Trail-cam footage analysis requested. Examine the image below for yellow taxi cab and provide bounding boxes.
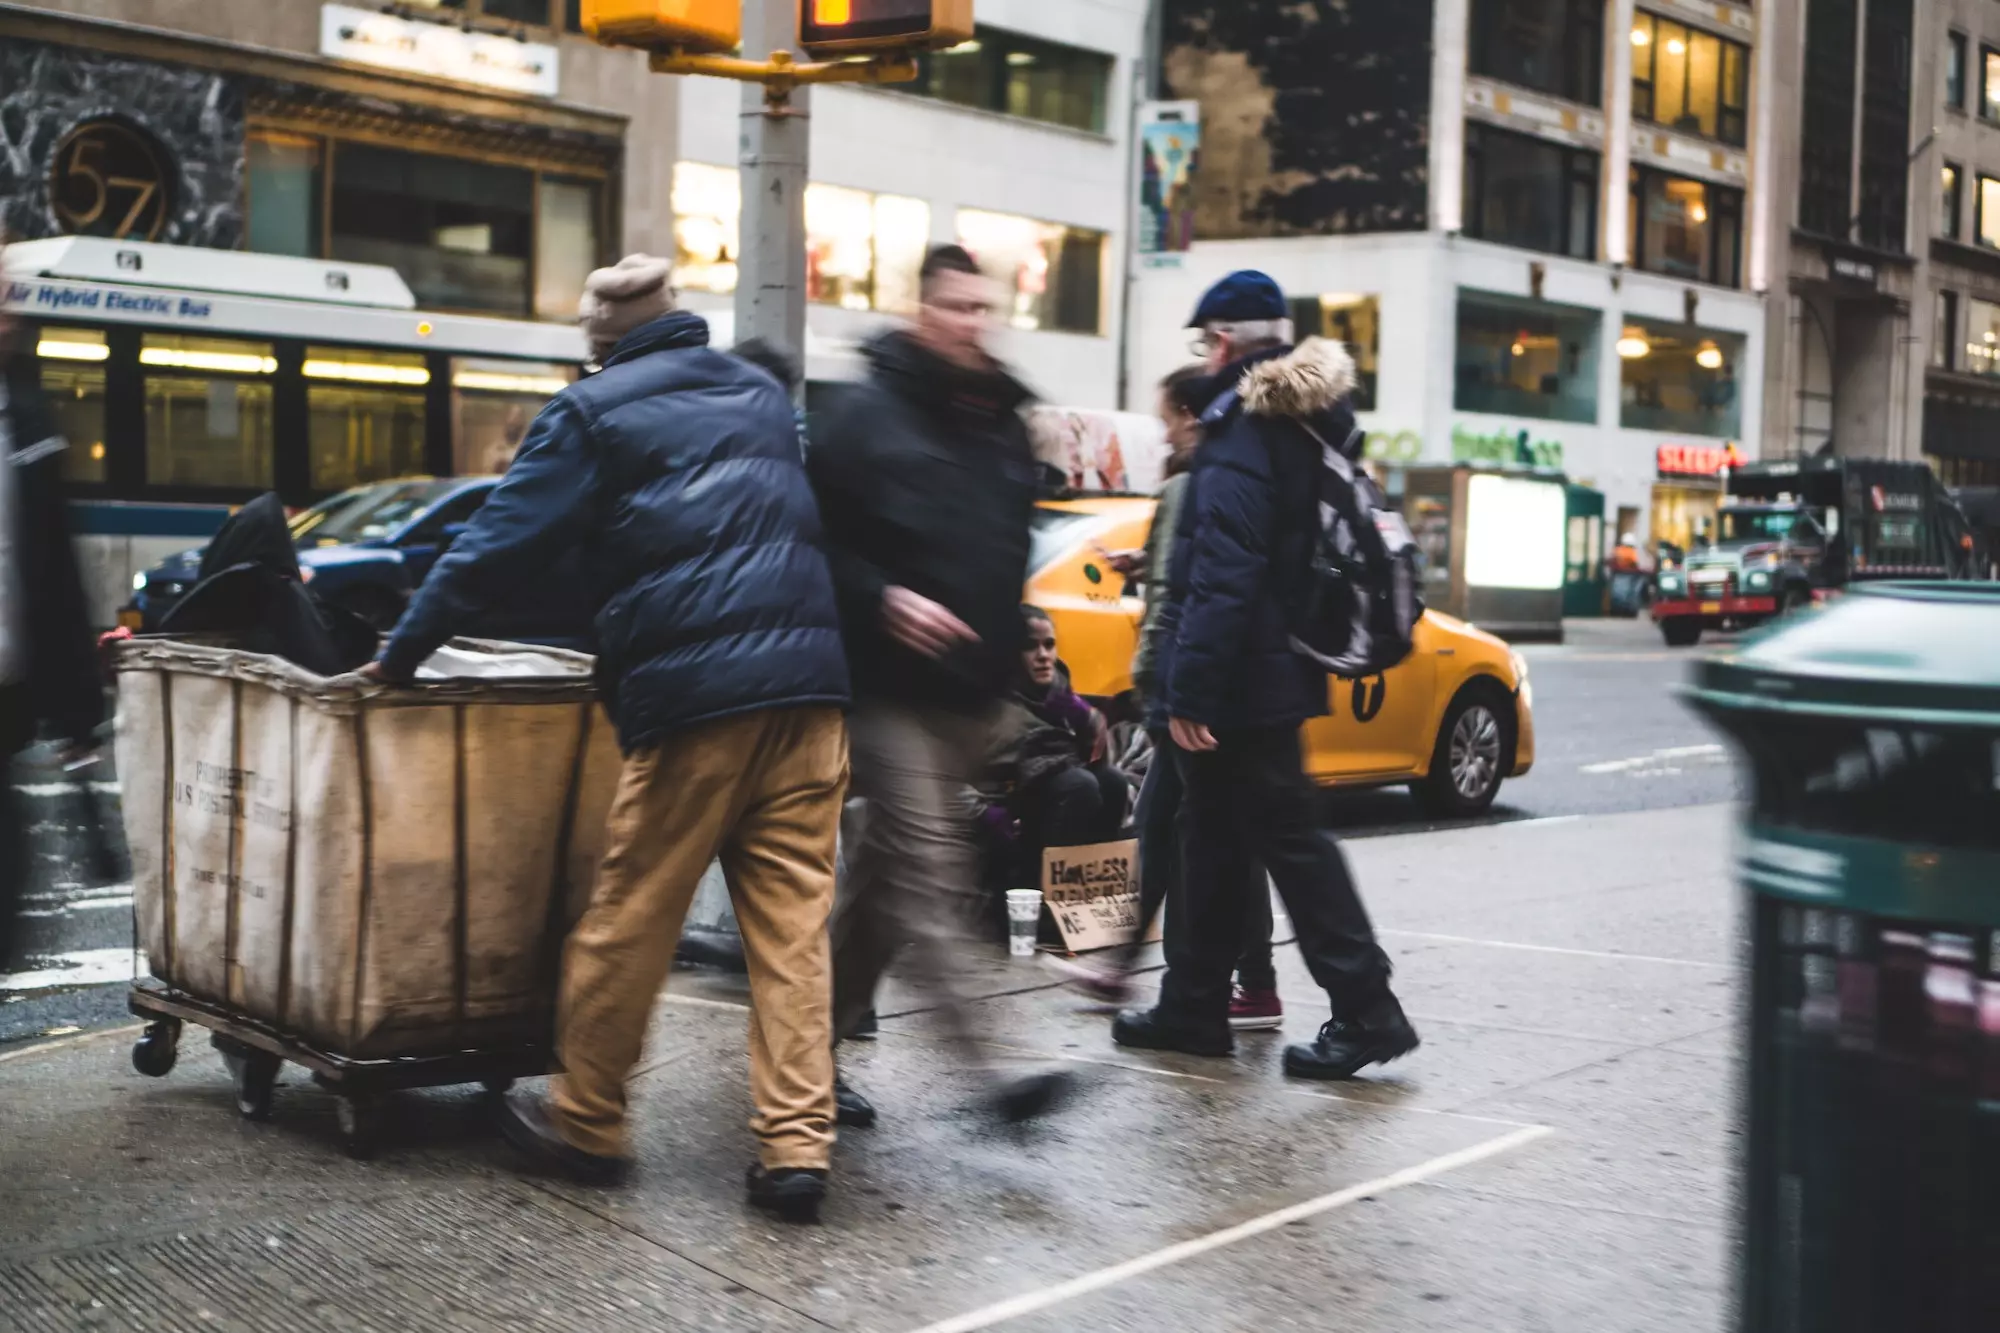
[1027,496,1536,815]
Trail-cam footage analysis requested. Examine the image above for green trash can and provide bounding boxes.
[1685,582,2000,1333]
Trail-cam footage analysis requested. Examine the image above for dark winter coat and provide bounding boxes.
[1159,339,1361,732]
[807,330,1039,714]
[381,312,850,752]
[0,365,105,749]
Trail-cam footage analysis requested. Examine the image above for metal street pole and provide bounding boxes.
[734,0,811,387]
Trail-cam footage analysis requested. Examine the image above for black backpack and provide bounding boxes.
[1283,421,1424,680]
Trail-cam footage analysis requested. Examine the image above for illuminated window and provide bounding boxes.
[305,347,429,493]
[671,163,931,313]
[1965,297,2000,378]
[1619,322,1744,438]
[1944,162,1962,238]
[452,358,576,476]
[1935,290,1958,371]
[1629,167,1743,287]
[1454,291,1600,425]
[141,334,276,490]
[957,210,1105,335]
[905,27,1112,133]
[535,177,600,322]
[34,326,108,485]
[1979,176,2000,248]
[1984,47,2000,121]
[1631,12,1750,146]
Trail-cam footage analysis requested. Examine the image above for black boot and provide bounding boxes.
[1111,1006,1234,1058]
[746,1164,828,1224]
[494,1092,631,1186]
[835,1075,877,1129]
[1282,995,1419,1081]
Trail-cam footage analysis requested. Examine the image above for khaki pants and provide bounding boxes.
[832,700,995,1068]
[550,706,848,1169]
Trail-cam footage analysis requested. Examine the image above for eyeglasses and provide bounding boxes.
[1187,330,1219,357]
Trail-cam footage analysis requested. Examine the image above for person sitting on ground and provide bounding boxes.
[972,606,1131,895]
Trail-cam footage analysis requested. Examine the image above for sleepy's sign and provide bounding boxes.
[1657,442,1745,478]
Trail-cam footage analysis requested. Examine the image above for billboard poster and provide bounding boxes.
[1138,101,1202,259]
[1027,407,1170,495]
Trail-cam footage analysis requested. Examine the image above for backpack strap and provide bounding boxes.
[1293,422,1390,570]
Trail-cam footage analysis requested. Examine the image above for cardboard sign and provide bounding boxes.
[1042,839,1141,953]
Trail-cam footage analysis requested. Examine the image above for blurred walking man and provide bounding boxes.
[810,245,1068,1125]
[371,255,852,1222]
[1112,271,1419,1080]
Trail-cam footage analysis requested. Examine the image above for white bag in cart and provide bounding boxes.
[113,638,623,1060]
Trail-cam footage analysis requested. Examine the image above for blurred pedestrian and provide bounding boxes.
[810,244,1069,1126]
[0,285,106,967]
[1113,271,1418,1079]
[1045,367,1278,1028]
[368,255,852,1223]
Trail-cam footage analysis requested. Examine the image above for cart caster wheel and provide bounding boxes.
[220,1046,282,1121]
[337,1094,385,1159]
[481,1077,515,1097]
[131,1020,181,1078]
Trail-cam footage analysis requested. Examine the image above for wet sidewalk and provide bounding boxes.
[0,804,1738,1332]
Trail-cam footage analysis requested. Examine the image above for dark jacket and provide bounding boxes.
[1,364,105,748]
[1160,340,1360,732]
[808,330,1038,713]
[382,311,849,752]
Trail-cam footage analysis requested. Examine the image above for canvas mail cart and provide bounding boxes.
[113,638,623,1157]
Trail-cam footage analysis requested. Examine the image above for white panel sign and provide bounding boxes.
[319,4,560,98]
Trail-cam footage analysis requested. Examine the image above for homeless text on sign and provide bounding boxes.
[1041,838,1140,953]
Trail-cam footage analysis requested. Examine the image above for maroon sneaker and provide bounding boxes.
[1228,985,1284,1031]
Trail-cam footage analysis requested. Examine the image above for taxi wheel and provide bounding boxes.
[1414,689,1510,818]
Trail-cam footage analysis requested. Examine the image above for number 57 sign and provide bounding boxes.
[50,120,174,243]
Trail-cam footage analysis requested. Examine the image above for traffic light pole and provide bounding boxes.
[732,0,812,383]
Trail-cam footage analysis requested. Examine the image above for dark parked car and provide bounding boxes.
[127,477,594,652]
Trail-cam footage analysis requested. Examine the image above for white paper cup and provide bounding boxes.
[1006,888,1043,957]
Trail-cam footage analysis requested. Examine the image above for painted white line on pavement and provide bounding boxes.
[1580,744,1726,775]
[0,948,145,993]
[661,991,751,1011]
[0,1023,143,1065]
[13,781,122,798]
[21,894,135,918]
[904,1124,1554,1333]
[1381,928,1730,969]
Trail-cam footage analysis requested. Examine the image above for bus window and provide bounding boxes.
[304,347,429,492]
[34,326,109,485]
[451,360,574,476]
[140,333,276,489]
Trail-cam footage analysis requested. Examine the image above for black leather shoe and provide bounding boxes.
[746,1164,828,1224]
[495,1093,630,1186]
[1283,997,1420,1081]
[1111,1006,1234,1058]
[992,1069,1073,1123]
[835,1076,877,1129]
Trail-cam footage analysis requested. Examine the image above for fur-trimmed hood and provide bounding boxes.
[1239,338,1358,419]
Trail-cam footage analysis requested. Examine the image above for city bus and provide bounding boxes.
[2,237,585,623]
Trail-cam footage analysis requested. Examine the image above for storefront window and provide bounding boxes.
[1463,124,1599,261]
[331,143,534,316]
[451,359,574,476]
[1944,162,1963,239]
[957,210,1105,335]
[1470,0,1603,106]
[34,327,109,485]
[534,177,601,322]
[305,347,429,493]
[246,133,322,259]
[1631,12,1750,146]
[1948,32,1968,111]
[1290,293,1380,412]
[1935,290,1959,371]
[672,164,930,313]
[1629,167,1743,287]
[141,334,276,489]
[905,28,1112,133]
[1453,292,1600,425]
[1619,323,1744,437]
[1963,297,2000,377]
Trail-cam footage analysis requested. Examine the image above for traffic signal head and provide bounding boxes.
[798,0,973,56]
[583,0,740,53]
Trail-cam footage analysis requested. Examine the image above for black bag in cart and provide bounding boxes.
[1286,423,1423,679]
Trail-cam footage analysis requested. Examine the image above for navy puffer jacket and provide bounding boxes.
[1159,339,1361,732]
[381,312,850,751]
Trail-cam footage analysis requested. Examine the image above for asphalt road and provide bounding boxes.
[0,617,1735,1043]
